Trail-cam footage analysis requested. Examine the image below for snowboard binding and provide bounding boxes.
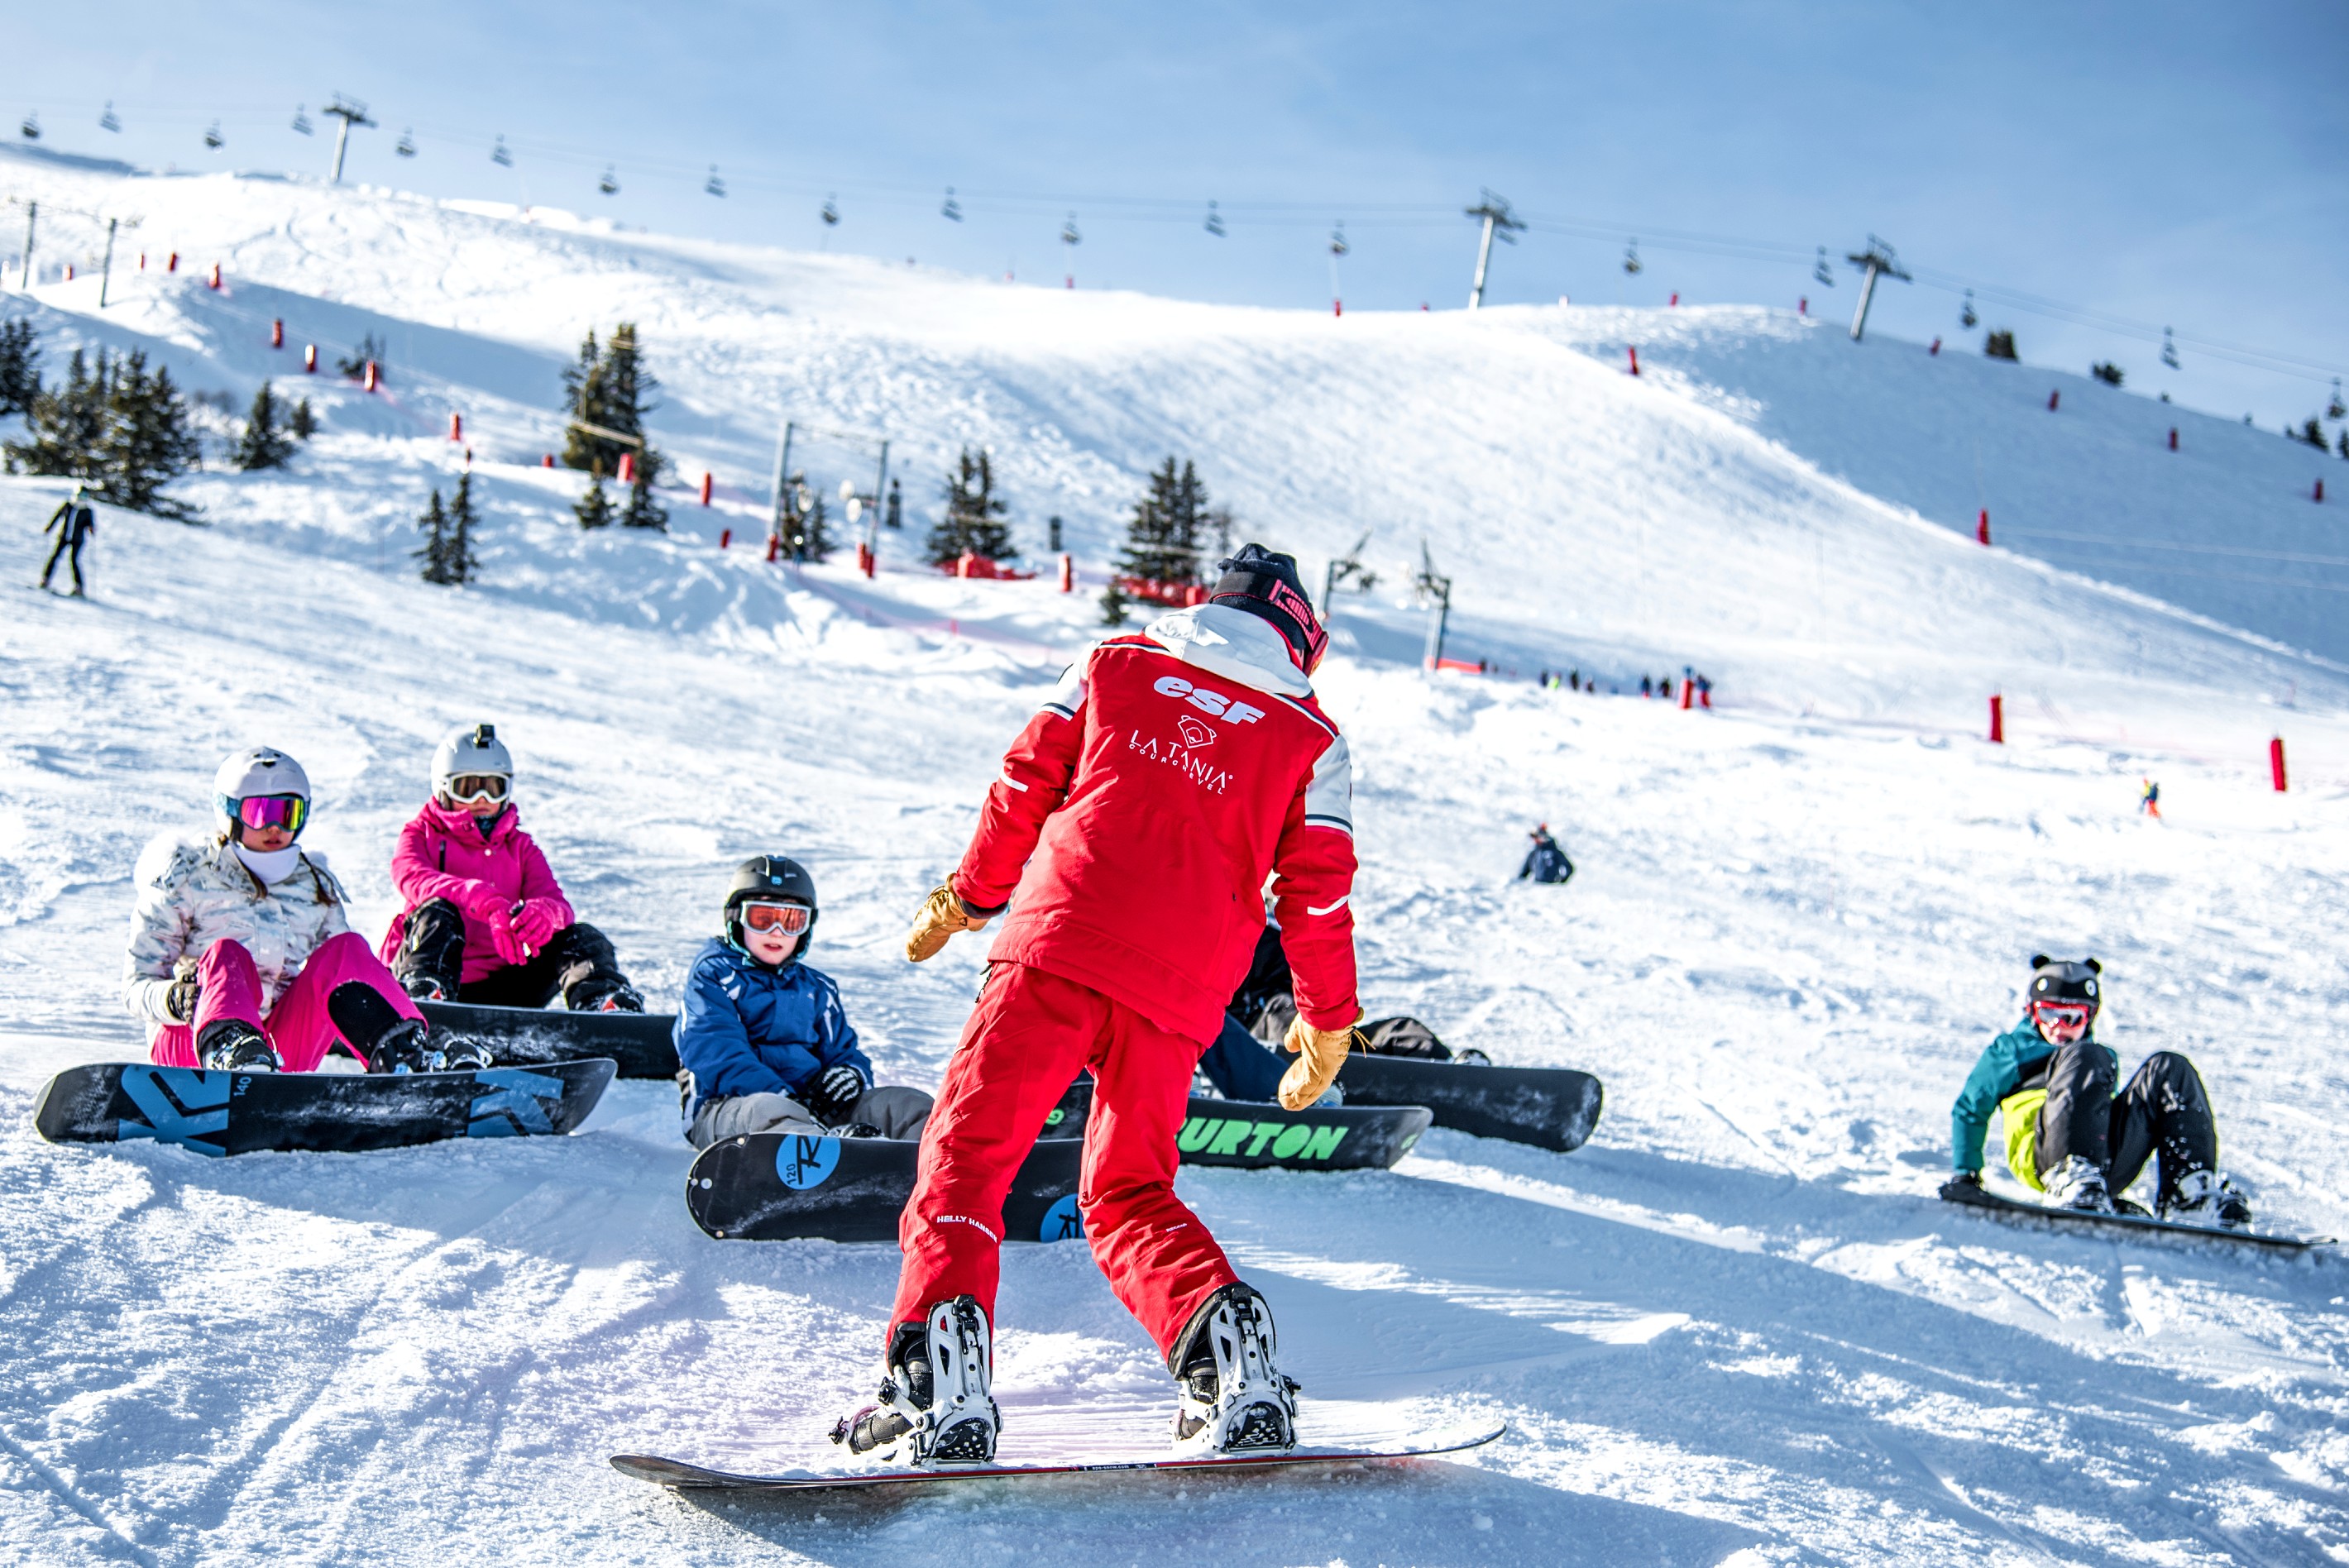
[196,1020,282,1073]
[831,1296,998,1468]
[1170,1283,1299,1455]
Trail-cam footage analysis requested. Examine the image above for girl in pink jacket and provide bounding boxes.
[381,724,643,1011]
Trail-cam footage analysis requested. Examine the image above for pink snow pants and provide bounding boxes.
[148,931,421,1071]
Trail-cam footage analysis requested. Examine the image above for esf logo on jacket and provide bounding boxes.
[1153,675,1265,727]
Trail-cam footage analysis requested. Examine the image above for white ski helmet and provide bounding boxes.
[433,722,514,801]
[213,747,311,834]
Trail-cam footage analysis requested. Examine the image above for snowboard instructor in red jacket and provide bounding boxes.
[835,546,1362,1470]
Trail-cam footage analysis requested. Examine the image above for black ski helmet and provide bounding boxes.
[1208,543,1329,673]
[2026,954,2102,1015]
[725,855,818,961]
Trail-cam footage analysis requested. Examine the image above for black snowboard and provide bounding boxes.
[1940,1181,2333,1252]
[1333,1051,1602,1154]
[687,1131,1086,1243]
[419,999,679,1080]
[1053,1080,1431,1171]
[32,1059,615,1157]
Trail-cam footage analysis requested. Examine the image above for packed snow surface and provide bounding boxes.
[2,155,2346,1566]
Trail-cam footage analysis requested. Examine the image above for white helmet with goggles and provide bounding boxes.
[433,722,514,806]
[213,746,312,842]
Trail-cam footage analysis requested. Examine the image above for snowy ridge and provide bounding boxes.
[2,156,2347,1565]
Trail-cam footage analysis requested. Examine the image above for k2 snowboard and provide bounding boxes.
[419,999,679,1080]
[1333,1051,1602,1154]
[31,1058,615,1157]
[687,1131,1085,1243]
[1054,1080,1431,1171]
[1940,1181,2332,1251]
[612,1417,1505,1495]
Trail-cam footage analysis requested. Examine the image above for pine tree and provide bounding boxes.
[289,397,316,441]
[575,469,615,530]
[98,351,201,519]
[1983,330,2018,361]
[415,489,453,584]
[1099,584,1131,627]
[2299,417,2327,450]
[926,446,1014,564]
[789,492,834,561]
[236,382,296,471]
[562,323,665,495]
[2337,428,2348,461]
[0,318,40,415]
[621,469,667,530]
[560,330,600,466]
[1117,457,1207,587]
[445,471,481,582]
[336,332,387,380]
[2089,361,2123,388]
[2,347,111,482]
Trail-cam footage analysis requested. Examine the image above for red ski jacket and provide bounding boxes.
[951,604,1358,1044]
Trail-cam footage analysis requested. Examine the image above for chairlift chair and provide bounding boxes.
[942,186,963,222]
[2161,327,2180,371]
[1329,221,1349,259]
[1960,289,1978,330]
[1812,246,1834,286]
[491,135,513,168]
[292,105,313,136]
[395,127,416,158]
[203,121,224,151]
[821,194,840,225]
[1061,213,1081,246]
[1204,200,1225,237]
[18,112,36,141]
[706,165,727,198]
[100,102,121,133]
[1622,239,1642,275]
[599,165,620,196]
[2328,378,2345,421]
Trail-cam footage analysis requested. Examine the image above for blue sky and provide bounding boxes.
[9,2,2346,428]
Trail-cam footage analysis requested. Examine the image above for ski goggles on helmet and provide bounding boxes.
[2030,999,2094,1031]
[233,793,309,836]
[739,901,812,935]
[1211,569,1330,672]
[445,773,510,804]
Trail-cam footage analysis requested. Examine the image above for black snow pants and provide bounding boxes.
[390,896,632,1010]
[2035,1041,2218,1207]
[40,529,85,593]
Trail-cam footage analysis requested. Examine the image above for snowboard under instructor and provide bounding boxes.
[837,545,1362,1469]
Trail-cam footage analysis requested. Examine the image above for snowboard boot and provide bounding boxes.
[2042,1154,2115,1215]
[330,982,436,1074]
[195,1019,282,1073]
[399,973,448,1003]
[572,982,644,1015]
[831,1297,998,1467]
[2165,1169,2252,1230]
[1168,1283,1299,1456]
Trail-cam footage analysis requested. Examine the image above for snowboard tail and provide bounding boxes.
[1332,1051,1602,1154]
[1054,1081,1430,1171]
[611,1418,1504,1493]
[31,1059,615,1156]
[1940,1181,2332,1251]
[687,1131,1085,1242]
[418,999,679,1080]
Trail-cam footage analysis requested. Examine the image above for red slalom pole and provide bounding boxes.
[1977,509,1991,546]
[2270,736,2288,792]
[447,413,462,441]
[2047,390,2059,411]
[303,343,317,373]
[699,471,713,506]
[720,528,732,550]
[270,318,284,349]
[1988,695,2004,744]
[617,452,635,485]
[1627,347,1640,376]
[1058,552,1074,593]
[2168,428,2179,452]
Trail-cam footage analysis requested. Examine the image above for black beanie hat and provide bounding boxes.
[1208,544,1328,672]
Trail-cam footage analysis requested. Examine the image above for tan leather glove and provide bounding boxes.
[904,884,988,963]
[1278,1012,1363,1111]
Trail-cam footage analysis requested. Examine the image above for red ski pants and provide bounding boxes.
[892,962,1237,1361]
[148,932,420,1071]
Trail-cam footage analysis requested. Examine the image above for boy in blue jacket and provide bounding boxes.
[676,856,933,1148]
[1940,954,2249,1225]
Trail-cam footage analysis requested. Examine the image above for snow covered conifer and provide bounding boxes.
[1117,457,1206,587]
[575,469,615,530]
[445,471,481,582]
[3,347,109,482]
[0,318,40,415]
[99,351,201,519]
[236,383,295,471]
[2299,417,2327,450]
[1984,330,2018,361]
[415,488,453,583]
[927,446,1013,564]
[2090,361,2123,388]
[563,323,665,498]
[289,397,316,441]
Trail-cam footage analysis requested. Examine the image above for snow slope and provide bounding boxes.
[2,156,2347,1566]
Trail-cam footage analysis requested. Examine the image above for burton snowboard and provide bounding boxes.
[1054,1080,1430,1171]
[1333,1051,1601,1154]
[32,1058,615,1157]
[613,1417,1505,1495]
[1940,1181,2332,1252]
[419,999,679,1080]
[687,1131,1085,1242]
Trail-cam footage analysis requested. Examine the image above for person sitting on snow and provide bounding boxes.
[674,856,933,1148]
[1519,824,1574,885]
[123,747,481,1073]
[382,724,643,1011]
[1940,955,2250,1226]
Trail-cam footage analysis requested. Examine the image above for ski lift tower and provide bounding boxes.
[321,95,375,185]
[1464,189,1525,310]
[1843,234,1910,342]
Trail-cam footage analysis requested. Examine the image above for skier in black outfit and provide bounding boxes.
[1519,825,1573,884]
[40,485,97,596]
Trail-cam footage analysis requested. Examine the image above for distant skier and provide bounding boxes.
[2139,778,2161,819]
[124,747,472,1073]
[839,544,1359,1469]
[1519,824,1574,884]
[381,724,643,1011]
[674,855,933,1147]
[39,484,97,596]
[1940,956,2250,1226]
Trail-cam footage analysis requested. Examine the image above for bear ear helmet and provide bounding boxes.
[2029,953,2051,971]
[2084,958,2102,974]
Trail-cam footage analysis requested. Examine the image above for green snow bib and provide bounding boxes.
[2000,1089,2048,1192]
